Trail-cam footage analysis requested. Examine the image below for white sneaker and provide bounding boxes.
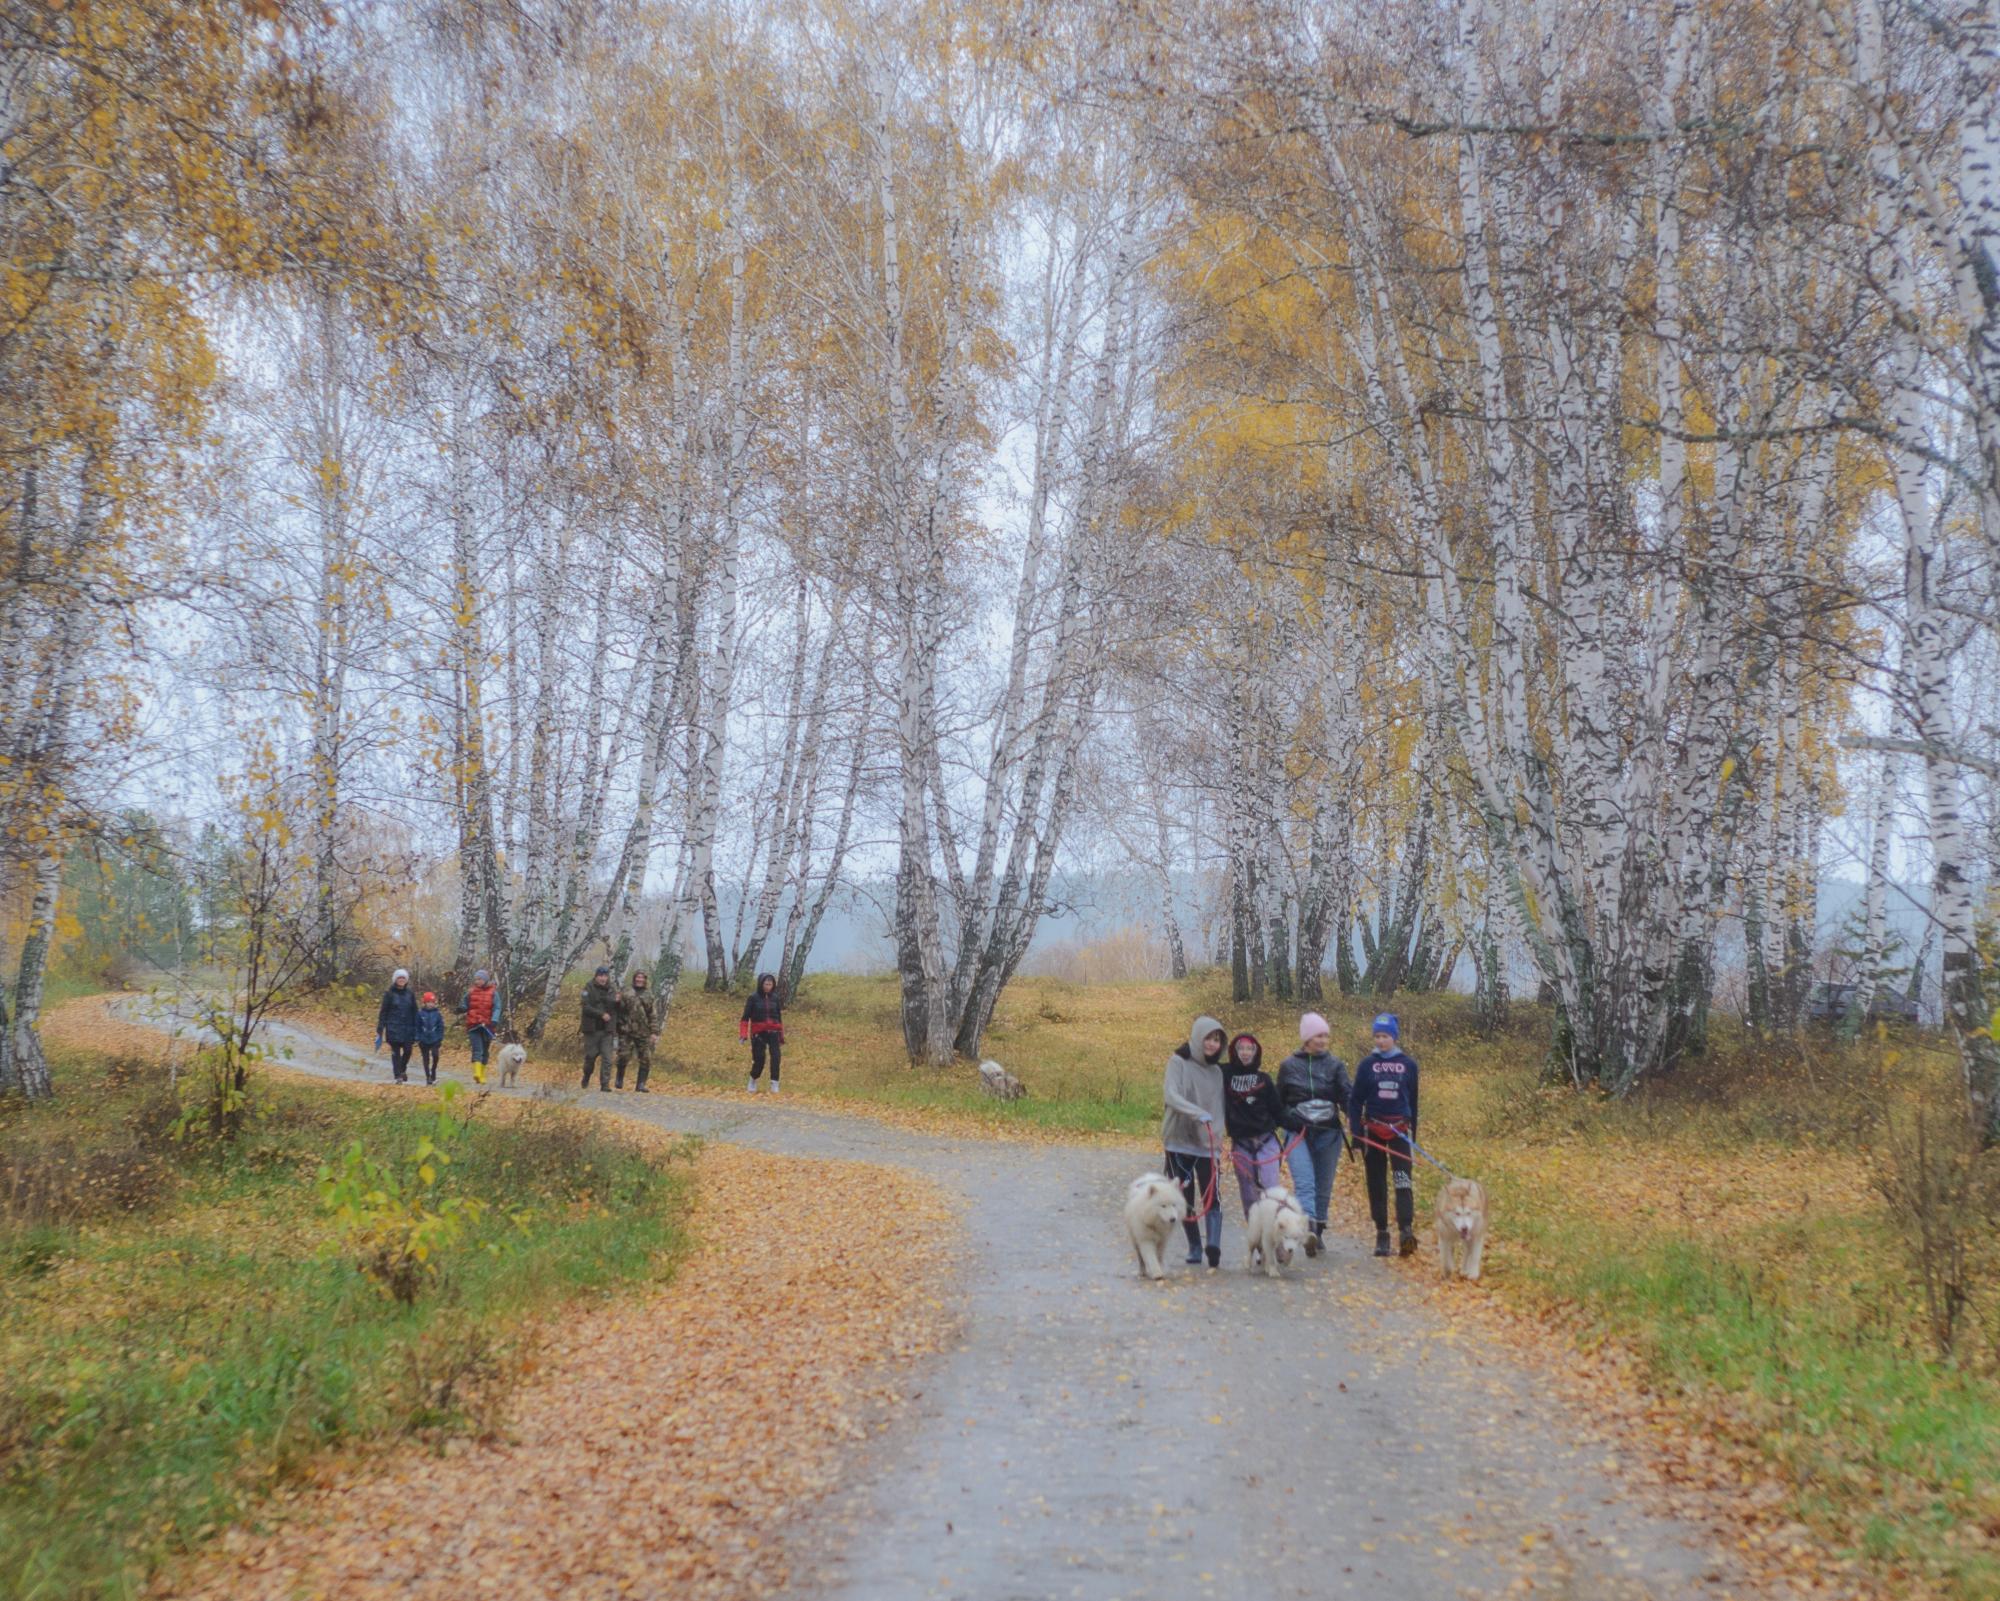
[747,1076,758,1093]
[768,1080,779,1095]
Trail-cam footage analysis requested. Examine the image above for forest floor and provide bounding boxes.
[280,970,1998,1599]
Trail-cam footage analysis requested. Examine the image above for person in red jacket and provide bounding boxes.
[457,968,503,1084]
[740,972,783,1094]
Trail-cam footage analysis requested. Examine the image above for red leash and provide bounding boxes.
[1229,1130,1304,1178]
[1349,1122,1413,1161]
[1180,1125,1223,1223]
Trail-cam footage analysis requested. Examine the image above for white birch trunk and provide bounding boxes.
[8,849,61,1099]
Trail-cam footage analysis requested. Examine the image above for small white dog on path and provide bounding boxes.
[1244,1185,1311,1278]
[496,1035,527,1088]
[1124,1173,1187,1281]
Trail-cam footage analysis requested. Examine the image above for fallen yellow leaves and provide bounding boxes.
[149,1143,957,1601]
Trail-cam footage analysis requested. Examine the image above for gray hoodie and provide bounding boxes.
[1162,1014,1228,1156]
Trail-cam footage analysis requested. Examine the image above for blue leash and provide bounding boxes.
[1400,1128,1458,1179]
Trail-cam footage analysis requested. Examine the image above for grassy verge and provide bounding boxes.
[0,1009,694,1601]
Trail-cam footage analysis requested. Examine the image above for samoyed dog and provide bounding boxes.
[1124,1173,1187,1281]
[1245,1185,1312,1278]
[496,1031,528,1089]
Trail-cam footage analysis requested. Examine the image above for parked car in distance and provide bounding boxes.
[1804,981,1921,1026]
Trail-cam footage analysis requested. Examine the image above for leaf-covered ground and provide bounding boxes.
[2,1001,694,1601]
[105,975,2000,1597]
[152,1139,954,1600]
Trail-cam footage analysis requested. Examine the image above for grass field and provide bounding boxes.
[0,1003,694,1601]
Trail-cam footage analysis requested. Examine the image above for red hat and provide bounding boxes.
[422,991,436,1004]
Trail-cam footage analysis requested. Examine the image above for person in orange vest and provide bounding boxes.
[457,968,503,1085]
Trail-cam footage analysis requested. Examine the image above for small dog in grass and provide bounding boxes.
[496,1028,527,1089]
[1124,1173,1187,1281]
[1244,1185,1311,1278]
[1435,1175,1488,1281]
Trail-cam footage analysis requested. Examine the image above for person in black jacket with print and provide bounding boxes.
[741,973,784,1094]
[1349,1012,1421,1257]
[1223,1033,1284,1217]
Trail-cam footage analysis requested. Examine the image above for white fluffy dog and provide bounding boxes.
[1245,1185,1312,1278]
[1124,1173,1187,1281]
[1435,1176,1489,1281]
[496,1038,528,1089]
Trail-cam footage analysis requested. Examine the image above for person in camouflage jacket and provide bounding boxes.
[616,969,660,1092]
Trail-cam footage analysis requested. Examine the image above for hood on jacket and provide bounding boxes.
[1229,1033,1264,1073]
[1182,1015,1226,1065]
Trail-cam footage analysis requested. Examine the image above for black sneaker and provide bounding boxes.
[1205,1245,1221,1269]
[1373,1230,1392,1257]
[1304,1231,1321,1258]
[634,1084,650,1093]
[1398,1230,1419,1258]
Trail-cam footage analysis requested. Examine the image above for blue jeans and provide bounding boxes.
[1286,1126,1343,1230]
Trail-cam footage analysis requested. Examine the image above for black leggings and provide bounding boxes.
[1164,1151,1220,1254]
[389,1042,414,1082]
[418,1043,440,1081]
[751,1035,781,1083]
[1363,1137,1415,1233]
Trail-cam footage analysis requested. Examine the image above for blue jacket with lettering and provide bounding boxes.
[1348,1049,1420,1131]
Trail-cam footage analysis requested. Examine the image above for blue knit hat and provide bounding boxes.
[1371,1013,1400,1041]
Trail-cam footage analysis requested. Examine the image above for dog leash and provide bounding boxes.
[1229,1130,1303,1182]
[1350,1122,1460,1179]
[1179,1126,1223,1224]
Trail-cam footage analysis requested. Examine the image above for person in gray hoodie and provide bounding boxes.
[1162,1014,1229,1267]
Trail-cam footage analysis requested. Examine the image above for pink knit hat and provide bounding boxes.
[1299,1012,1330,1044]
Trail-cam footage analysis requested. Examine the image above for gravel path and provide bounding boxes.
[131,999,1757,1601]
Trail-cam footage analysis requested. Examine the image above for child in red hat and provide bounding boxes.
[415,990,446,1085]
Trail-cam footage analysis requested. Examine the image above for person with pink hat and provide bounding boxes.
[1276,1011,1353,1254]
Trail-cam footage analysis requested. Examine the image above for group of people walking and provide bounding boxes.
[576,963,665,1091]
[1164,1010,1422,1264]
[372,964,785,1094]
[374,967,505,1084]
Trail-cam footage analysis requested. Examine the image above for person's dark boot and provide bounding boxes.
[1374,1230,1392,1257]
[1205,1245,1221,1269]
[1304,1228,1321,1258]
[581,1068,592,1089]
[1399,1229,1419,1257]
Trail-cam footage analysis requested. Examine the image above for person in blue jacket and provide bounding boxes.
[415,991,447,1086]
[375,968,420,1085]
[1349,1012,1421,1257]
